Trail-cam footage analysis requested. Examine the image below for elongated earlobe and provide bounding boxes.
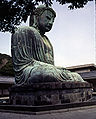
[30,15,38,28]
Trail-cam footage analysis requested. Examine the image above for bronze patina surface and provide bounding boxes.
[11,5,85,85]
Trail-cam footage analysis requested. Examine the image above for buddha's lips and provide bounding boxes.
[46,25,52,29]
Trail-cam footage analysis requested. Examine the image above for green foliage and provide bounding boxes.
[0,53,11,62]
[0,0,93,33]
[0,0,36,33]
[0,59,14,76]
[0,53,14,76]
[56,0,93,9]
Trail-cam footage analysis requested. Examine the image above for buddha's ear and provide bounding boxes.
[29,15,38,27]
[29,15,34,26]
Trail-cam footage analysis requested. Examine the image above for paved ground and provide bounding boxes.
[0,106,96,119]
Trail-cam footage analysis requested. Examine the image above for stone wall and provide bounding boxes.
[9,82,93,106]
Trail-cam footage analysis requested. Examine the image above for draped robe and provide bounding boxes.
[11,26,84,85]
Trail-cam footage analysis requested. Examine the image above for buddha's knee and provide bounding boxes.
[71,72,84,82]
[27,72,58,83]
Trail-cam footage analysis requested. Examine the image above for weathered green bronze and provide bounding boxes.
[11,5,85,85]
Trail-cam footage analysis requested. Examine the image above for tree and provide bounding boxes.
[0,53,14,76]
[0,0,93,33]
[0,60,14,76]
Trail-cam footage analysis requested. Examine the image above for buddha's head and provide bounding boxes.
[30,5,56,35]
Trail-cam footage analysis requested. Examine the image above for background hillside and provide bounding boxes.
[0,53,14,76]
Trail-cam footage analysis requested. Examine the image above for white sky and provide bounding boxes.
[0,1,95,67]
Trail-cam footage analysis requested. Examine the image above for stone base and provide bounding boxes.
[9,82,93,106]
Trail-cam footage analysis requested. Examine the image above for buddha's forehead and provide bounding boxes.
[42,10,55,18]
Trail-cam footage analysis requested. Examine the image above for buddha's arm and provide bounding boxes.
[11,27,55,71]
[11,27,73,84]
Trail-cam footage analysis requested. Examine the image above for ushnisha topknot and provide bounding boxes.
[33,5,56,17]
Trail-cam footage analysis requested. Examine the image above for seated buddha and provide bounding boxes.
[11,5,85,85]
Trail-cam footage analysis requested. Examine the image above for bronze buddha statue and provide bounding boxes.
[11,5,85,85]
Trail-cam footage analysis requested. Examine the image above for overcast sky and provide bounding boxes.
[0,1,95,67]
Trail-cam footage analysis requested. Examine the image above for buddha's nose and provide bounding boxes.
[49,19,54,25]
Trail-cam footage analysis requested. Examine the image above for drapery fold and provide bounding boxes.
[11,26,84,85]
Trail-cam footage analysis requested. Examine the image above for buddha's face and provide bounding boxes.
[37,10,55,34]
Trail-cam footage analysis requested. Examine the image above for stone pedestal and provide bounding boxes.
[9,82,93,106]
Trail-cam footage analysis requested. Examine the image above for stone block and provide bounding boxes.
[9,82,93,106]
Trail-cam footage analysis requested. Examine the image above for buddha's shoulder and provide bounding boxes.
[14,26,39,35]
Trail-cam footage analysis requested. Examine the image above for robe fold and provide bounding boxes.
[11,26,84,85]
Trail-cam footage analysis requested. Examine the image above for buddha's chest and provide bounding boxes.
[42,37,52,53]
[42,36,54,64]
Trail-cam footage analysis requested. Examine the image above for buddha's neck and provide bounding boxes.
[32,25,46,36]
[39,30,45,36]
